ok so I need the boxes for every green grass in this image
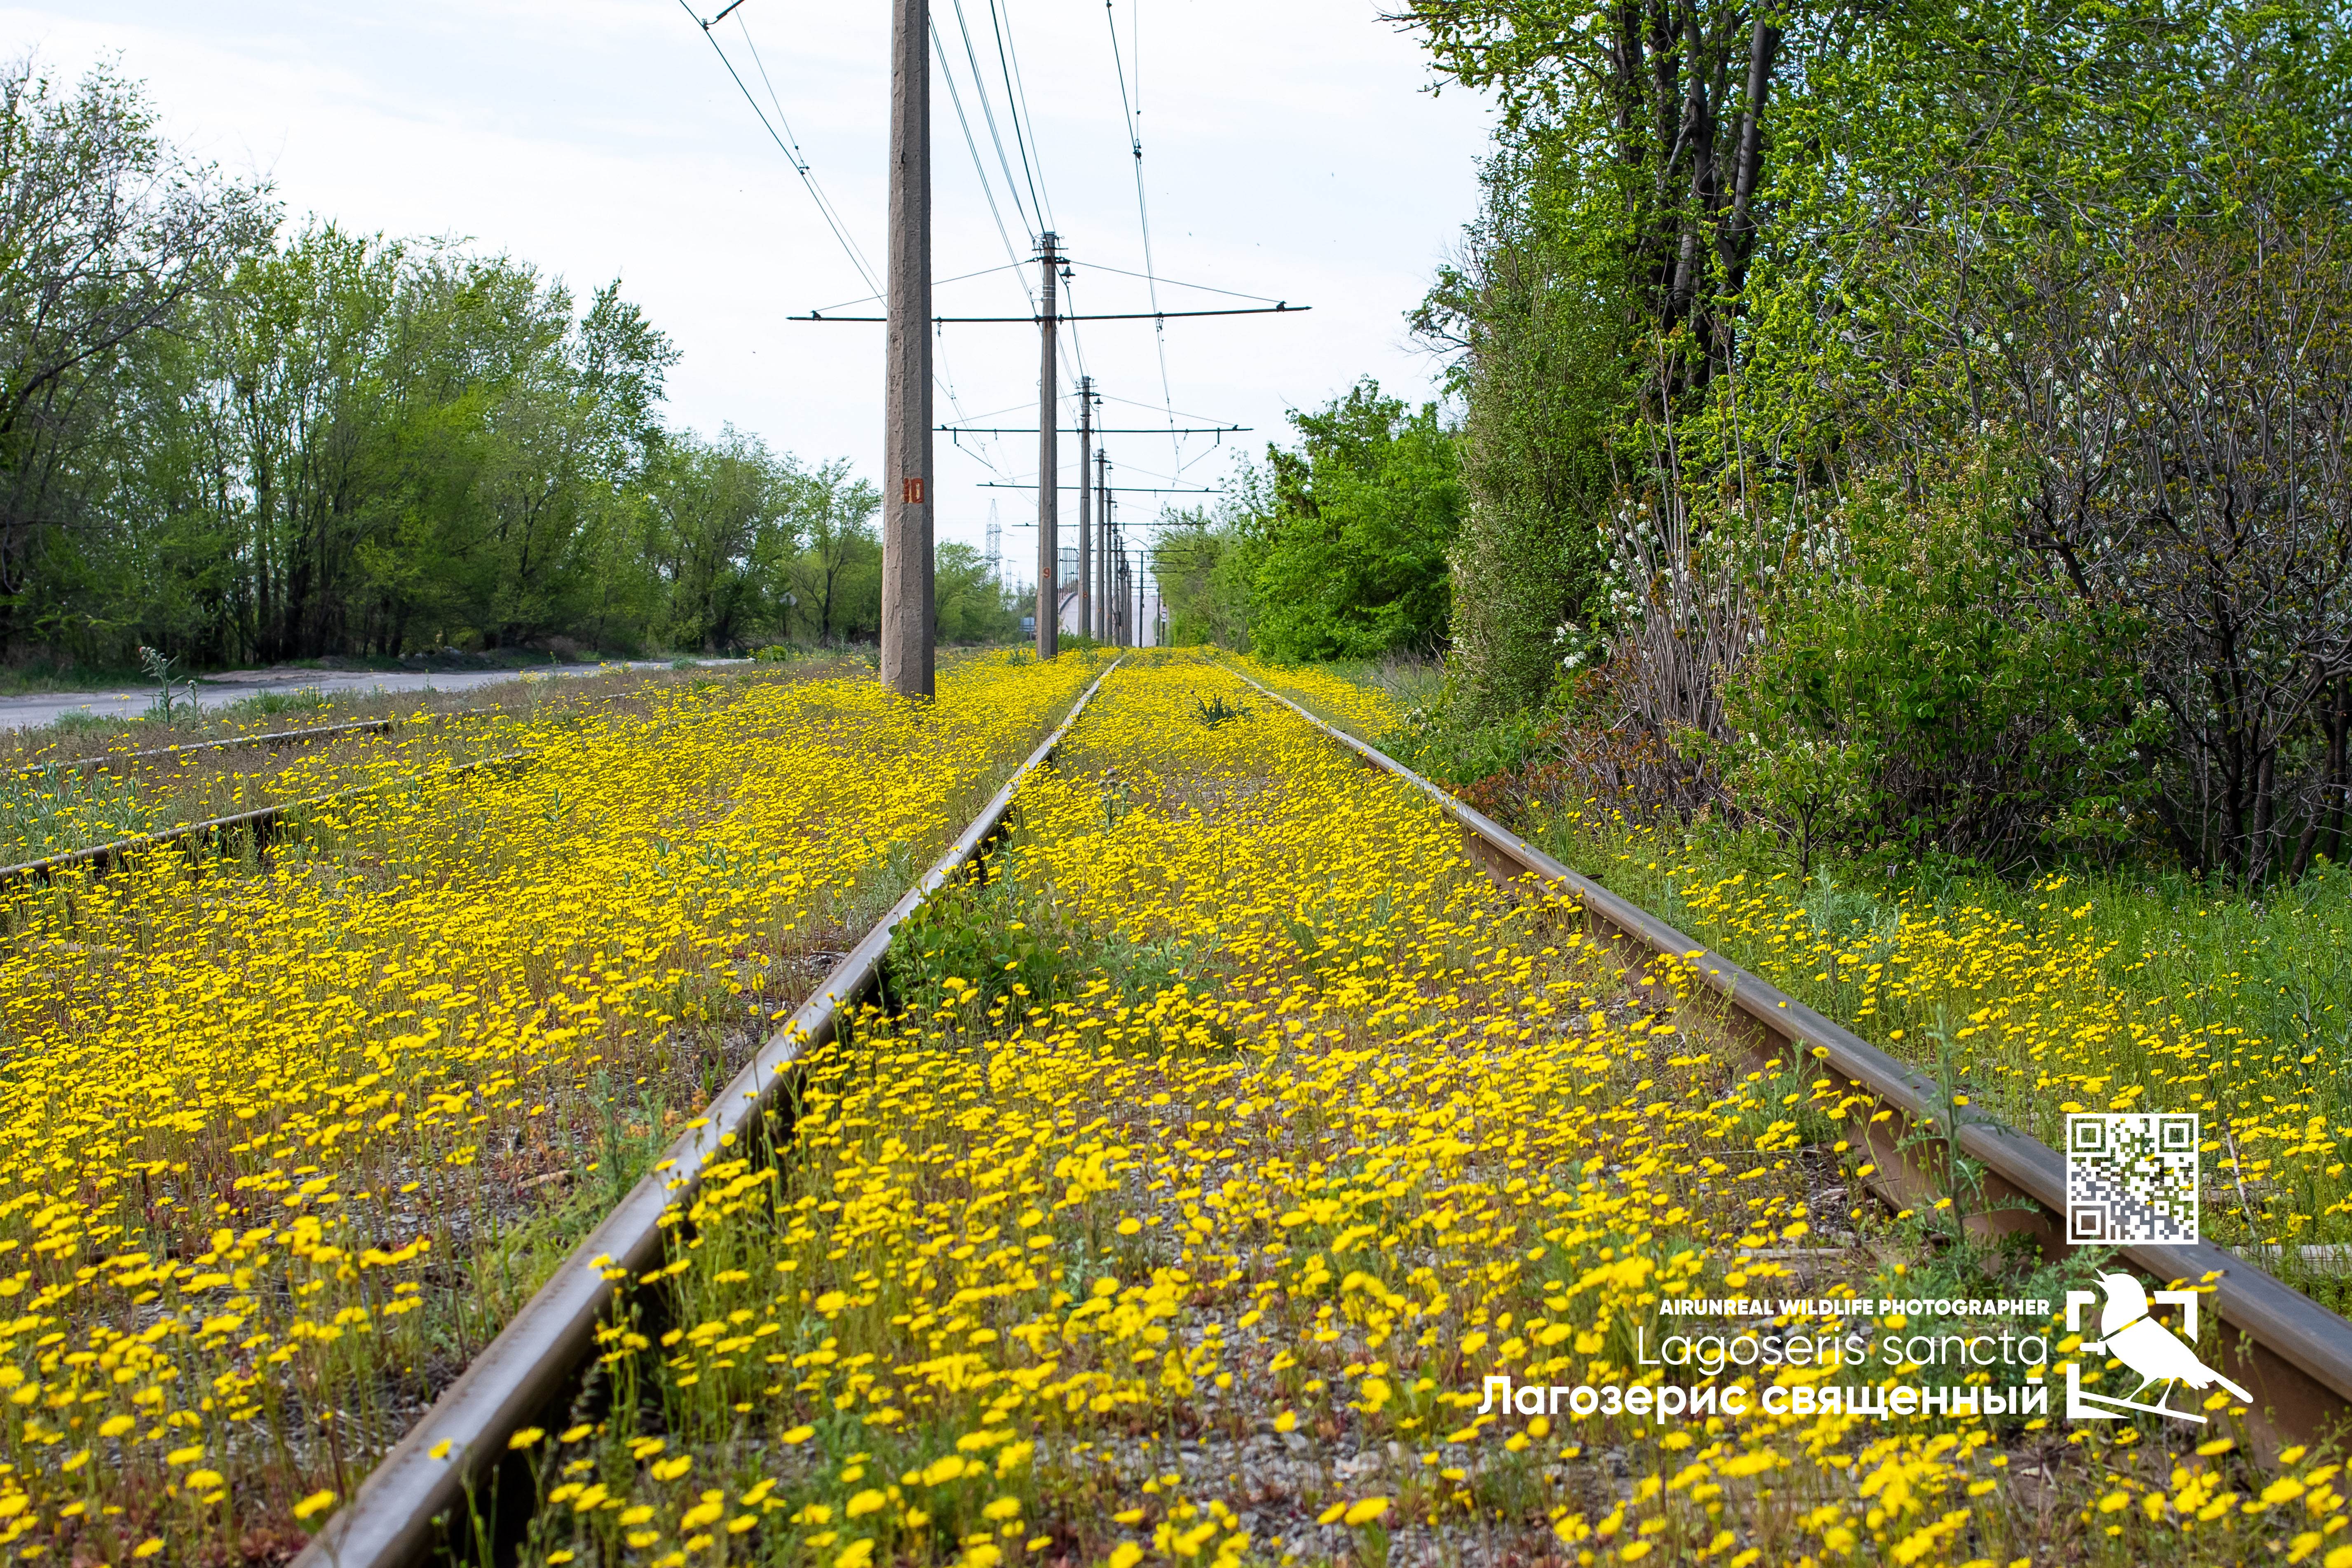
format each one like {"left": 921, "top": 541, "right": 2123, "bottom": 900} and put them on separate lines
{"left": 1537, "top": 805, "right": 2352, "bottom": 1110}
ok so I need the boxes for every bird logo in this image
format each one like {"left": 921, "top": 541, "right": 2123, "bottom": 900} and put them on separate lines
{"left": 2083, "top": 1272, "right": 2252, "bottom": 1418}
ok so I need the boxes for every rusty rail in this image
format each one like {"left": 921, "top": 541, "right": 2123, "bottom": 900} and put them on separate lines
{"left": 0, "top": 751, "right": 537, "bottom": 891}
{"left": 9, "top": 716, "right": 400, "bottom": 778}
{"left": 1236, "top": 669, "right": 2352, "bottom": 1449}
{"left": 291, "top": 660, "right": 1120, "bottom": 1568}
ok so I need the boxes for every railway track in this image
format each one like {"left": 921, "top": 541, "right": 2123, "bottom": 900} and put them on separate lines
{"left": 271, "top": 657, "right": 2352, "bottom": 1567}
{"left": 0, "top": 750, "right": 537, "bottom": 890}
{"left": 292, "top": 662, "right": 1121, "bottom": 1568}
{"left": 1233, "top": 669, "right": 2352, "bottom": 1450}
{"left": 8, "top": 715, "right": 412, "bottom": 778}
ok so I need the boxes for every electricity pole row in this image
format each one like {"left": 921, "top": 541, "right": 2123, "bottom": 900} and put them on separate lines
{"left": 874, "top": 0, "right": 1304, "bottom": 691}
{"left": 1077, "top": 375, "right": 1093, "bottom": 647}
{"left": 1034, "top": 234, "right": 1063, "bottom": 660}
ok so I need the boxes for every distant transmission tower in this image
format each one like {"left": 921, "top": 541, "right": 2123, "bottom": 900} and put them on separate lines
{"left": 985, "top": 503, "right": 1003, "bottom": 585}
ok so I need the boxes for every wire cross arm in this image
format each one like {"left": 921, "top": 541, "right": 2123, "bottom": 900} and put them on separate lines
{"left": 941, "top": 425, "right": 1248, "bottom": 434}
{"left": 795, "top": 304, "right": 1310, "bottom": 323}
{"left": 978, "top": 483, "right": 1223, "bottom": 495}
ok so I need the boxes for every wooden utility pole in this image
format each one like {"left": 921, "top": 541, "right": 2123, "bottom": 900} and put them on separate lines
{"left": 1076, "top": 375, "right": 1093, "bottom": 646}
{"left": 880, "top": 0, "right": 932, "bottom": 697}
{"left": 1034, "top": 233, "right": 1061, "bottom": 659}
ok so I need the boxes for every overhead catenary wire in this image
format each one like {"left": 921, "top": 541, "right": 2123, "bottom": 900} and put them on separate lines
{"left": 713, "top": 0, "right": 1273, "bottom": 564}
{"left": 696, "top": 2, "right": 1028, "bottom": 485}
{"left": 677, "top": 0, "right": 880, "bottom": 298}
{"left": 808, "top": 261, "right": 1033, "bottom": 316}
{"left": 912, "top": 42, "right": 1027, "bottom": 485}
{"left": 987, "top": 0, "right": 1056, "bottom": 237}
{"left": 984, "top": 485, "right": 1220, "bottom": 496}
{"left": 1102, "top": 0, "right": 1184, "bottom": 476}
{"left": 944, "top": 2, "right": 1039, "bottom": 243}
{"left": 1076, "top": 260, "right": 1288, "bottom": 304}
{"left": 968, "top": 1, "right": 1093, "bottom": 398}
{"left": 915, "top": 28, "right": 1019, "bottom": 275}
{"left": 931, "top": 6, "right": 1093, "bottom": 401}
{"left": 1098, "top": 390, "right": 1248, "bottom": 427}
{"left": 797, "top": 304, "right": 1307, "bottom": 323}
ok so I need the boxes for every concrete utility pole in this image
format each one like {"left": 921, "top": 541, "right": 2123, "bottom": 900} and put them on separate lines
{"left": 1115, "top": 544, "right": 1131, "bottom": 647}
{"left": 1095, "top": 449, "right": 1112, "bottom": 640}
{"left": 1034, "top": 233, "right": 1061, "bottom": 659}
{"left": 880, "top": 0, "right": 932, "bottom": 698}
{"left": 1076, "top": 375, "right": 1093, "bottom": 646}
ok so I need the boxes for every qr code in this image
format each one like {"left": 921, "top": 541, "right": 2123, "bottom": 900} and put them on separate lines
{"left": 2067, "top": 1113, "right": 2200, "bottom": 1244}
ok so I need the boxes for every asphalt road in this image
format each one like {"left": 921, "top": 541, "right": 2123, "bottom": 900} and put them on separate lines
{"left": 0, "top": 661, "right": 696, "bottom": 733}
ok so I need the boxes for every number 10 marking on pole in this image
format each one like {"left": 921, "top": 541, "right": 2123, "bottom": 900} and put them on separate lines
{"left": 902, "top": 477, "right": 925, "bottom": 505}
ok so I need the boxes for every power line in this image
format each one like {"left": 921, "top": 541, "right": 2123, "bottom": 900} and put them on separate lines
{"left": 982, "top": 483, "right": 1221, "bottom": 495}
{"left": 677, "top": 0, "right": 879, "bottom": 297}
{"left": 1099, "top": 389, "right": 1251, "bottom": 426}
{"left": 988, "top": 0, "right": 1055, "bottom": 236}
{"left": 930, "top": 22, "right": 1026, "bottom": 269}
{"left": 809, "top": 262, "right": 1029, "bottom": 318}
{"left": 1102, "top": 0, "right": 1183, "bottom": 473}
{"left": 940, "top": 424, "right": 1245, "bottom": 434}
{"left": 694, "top": 4, "right": 1019, "bottom": 483}
{"left": 1076, "top": 260, "right": 1287, "bottom": 304}
{"left": 987, "top": 491, "right": 1223, "bottom": 503}
{"left": 797, "top": 304, "right": 1309, "bottom": 323}
{"left": 936, "top": 6, "right": 1091, "bottom": 396}
{"left": 945, "top": 2, "right": 1037, "bottom": 242}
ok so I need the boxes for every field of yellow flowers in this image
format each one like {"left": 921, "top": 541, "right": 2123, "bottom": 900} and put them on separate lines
{"left": 484, "top": 653, "right": 2340, "bottom": 1568}
{"left": 0, "top": 652, "right": 1099, "bottom": 1563}
{"left": 0, "top": 663, "right": 863, "bottom": 867}
{"left": 1520, "top": 805, "right": 2352, "bottom": 1307}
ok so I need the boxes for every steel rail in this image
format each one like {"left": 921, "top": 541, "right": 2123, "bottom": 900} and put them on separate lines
{"left": 0, "top": 751, "right": 537, "bottom": 891}
{"left": 9, "top": 716, "right": 405, "bottom": 778}
{"left": 1236, "top": 670, "right": 2352, "bottom": 1448}
{"left": 7, "top": 705, "right": 526, "bottom": 779}
{"left": 293, "top": 660, "right": 1121, "bottom": 1568}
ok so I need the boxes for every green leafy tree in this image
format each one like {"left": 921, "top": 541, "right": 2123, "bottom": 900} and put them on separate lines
{"left": 0, "top": 56, "right": 272, "bottom": 657}
{"left": 638, "top": 427, "right": 802, "bottom": 653}
{"left": 934, "top": 542, "right": 1018, "bottom": 643}
{"left": 786, "top": 463, "right": 882, "bottom": 643}
{"left": 1243, "top": 381, "right": 1463, "bottom": 663}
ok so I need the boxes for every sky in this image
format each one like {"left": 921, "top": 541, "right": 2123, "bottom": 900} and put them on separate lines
{"left": 9, "top": 0, "right": 1495, "bottom": 578}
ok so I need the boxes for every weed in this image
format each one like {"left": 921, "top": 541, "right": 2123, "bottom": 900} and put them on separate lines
{"left": 1191, "top": 693, "right": 1249, "bottom": 728}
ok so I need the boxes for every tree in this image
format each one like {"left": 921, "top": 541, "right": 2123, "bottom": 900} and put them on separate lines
{"left": 640, "top": 427, "right": 802, "bottom": 653}
{"left": 934, "top": 542, "right": 1018, "bottom": 643}
{"left": 1983, "top": 216, "right": 2352, "bottom": 881}
{"left": 1399, "top": 0, "right": 1785, "bottom": 403}
{"left": 1153, "top": 504, "right": 1254, "bottom": 650}
{"left": 0, "top": 56, "right": 272, "bottom": 654}
{"left": 786, "top": 462, "right": 881, "bottom": 642}
{"left": 1414, "top": 153, "right": 1623, "bottom": 714}
{"left": 1395, "top": 0, "right": 1794, "bottom": 716}
{"left": 1248, "top": 380, "right": 1462, "bottom": 663}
